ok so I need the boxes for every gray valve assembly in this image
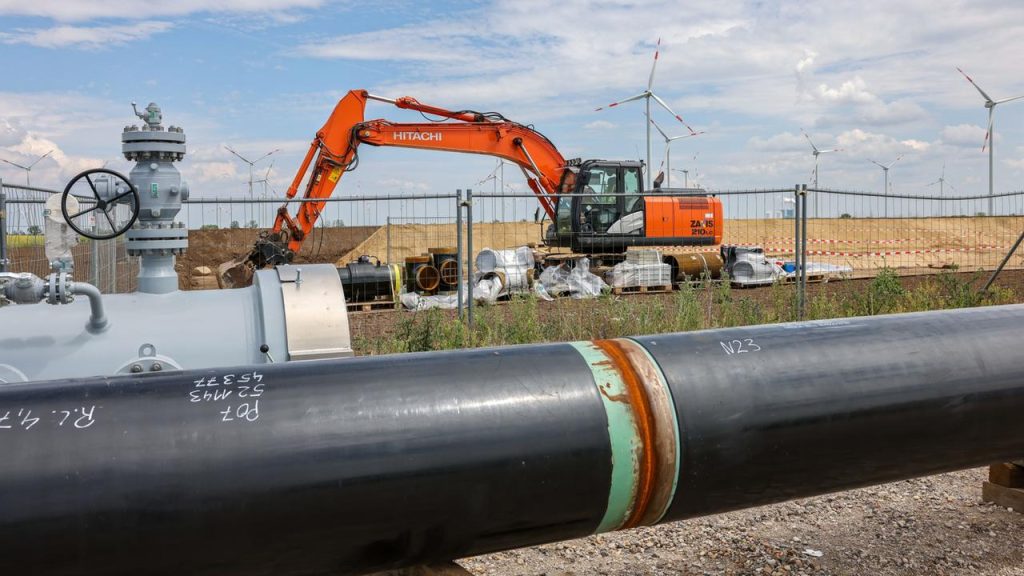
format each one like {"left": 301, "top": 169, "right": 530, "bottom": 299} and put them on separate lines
{"left": 0, "top": 102, "right": 353, "bottom": 384}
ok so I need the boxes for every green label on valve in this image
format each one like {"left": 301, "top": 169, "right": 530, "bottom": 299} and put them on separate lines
{"left": 150, "top": 183, "right": 159, "bottom": 197}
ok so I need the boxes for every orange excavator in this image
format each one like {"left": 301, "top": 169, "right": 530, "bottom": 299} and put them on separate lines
{"left": 222, "top": 89, "right": 722, "bottom": 286}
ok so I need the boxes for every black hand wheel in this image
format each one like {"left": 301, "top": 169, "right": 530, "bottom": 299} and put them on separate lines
{"left": 61, "top": 169, "right": 140, "bottom": 240}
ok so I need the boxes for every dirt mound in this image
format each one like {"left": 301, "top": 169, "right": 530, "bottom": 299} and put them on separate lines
{"left": 178, "top": 226, "right": 378, "bottom": 289}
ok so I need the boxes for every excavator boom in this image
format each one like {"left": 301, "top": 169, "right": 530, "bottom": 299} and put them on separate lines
{"left": 241, "top": 91, "right": 563, "bottom": 271}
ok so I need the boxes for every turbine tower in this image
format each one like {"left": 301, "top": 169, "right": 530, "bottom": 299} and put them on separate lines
{"left": 801, "top": 129, "right": 841, "bottom": 218}
{"left": 926, "top": 164, "right": 955, "bottom": 217}
{"left": 650, "top": 117, "right": 703, "bottom": 186}
{"left": 870, "top": 155, "right": 903, "bottom": 218}
{"left": 0, "top": 149, "right": 53, "bottom": 187}
{"left": 956, "top": 67, "right": 1024, "bottom": 216}
{"left": 595, "top": 38, "right": 696, "bottom": 188}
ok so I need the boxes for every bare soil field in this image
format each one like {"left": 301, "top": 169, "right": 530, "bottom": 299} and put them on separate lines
{"left": 175, "top": 226, "right": 377, "bottom": 289}
{"left": 725, "top": 216, "right": 1024, "bottom": 272}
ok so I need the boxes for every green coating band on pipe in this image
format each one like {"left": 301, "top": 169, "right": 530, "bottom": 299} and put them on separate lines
{"left": 626, "top": 338, "right": 681, "bottom": 523}
{"left": 571, "top": 341, "right": 640, "bottom": 534}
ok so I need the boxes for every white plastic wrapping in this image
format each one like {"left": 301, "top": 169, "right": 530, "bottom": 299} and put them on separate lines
{"left": 536, "top": 258, "right": 607, "bottom": 299}
{"left": 44, "top": 194, "right": 78, "bottom": 273}
{"left": 605, "top": 261, "right": 672, "bottom": 288}
{"left": 566, "top": 258, "right": 608, "bottom": 299}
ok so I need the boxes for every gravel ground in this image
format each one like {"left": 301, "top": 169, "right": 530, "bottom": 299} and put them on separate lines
{"left": 460, "top": 468, "right": 1023, "bottom": 576}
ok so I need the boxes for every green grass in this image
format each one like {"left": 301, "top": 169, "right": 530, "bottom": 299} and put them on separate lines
{"left": 354, "top": 269, "right": 1016, "bottom": 355}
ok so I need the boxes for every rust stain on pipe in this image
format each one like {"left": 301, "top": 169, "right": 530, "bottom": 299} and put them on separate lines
{"left": 593, "top": 339, "right": 657, "bottom": 529}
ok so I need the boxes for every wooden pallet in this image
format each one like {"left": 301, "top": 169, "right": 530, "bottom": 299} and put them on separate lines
{"left": 982, "top": 462, "right": 1024, "bottom": 512}
{"left": 346, "top": 300, "right": 399, "bottom": 313}
{"left": 611, "top": 283, "right": 674, "bottom": 295}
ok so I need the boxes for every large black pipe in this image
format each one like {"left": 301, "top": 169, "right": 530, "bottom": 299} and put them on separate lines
{"left": 2, "top": 305, "right": 1024, "bottom": 575}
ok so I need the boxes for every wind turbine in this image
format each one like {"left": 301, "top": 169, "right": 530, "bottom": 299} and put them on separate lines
{"left": 595, "top": 38, "right": 696, "bottom": 188}
{"left": 650, "top": 117, "right": 703, "bottom": 186}
{"left": 252, "top": 161, "right": 276, "bottom": 228}
{"left": 0, "top": 149, "right": 53, "bottom": 187}
{"left": 253, "top": 161, "right": 275, "bottom": 197}
{"left": 926, "top": 164, "right": 955, "bottom": 217}
{"left": 225, "top": 145, "right": 280, "bottom": 225}
{"left": 671, "top": 168, "right": 690, "bottom": 187}
{"left": 801, "top": 129, "right": 842, "bottom": 218}
{"left": 956, "top": 67, "right": 1024, "bottom": 216}
{"left": 870, "top": 155, "right": 903, "bottom": 218}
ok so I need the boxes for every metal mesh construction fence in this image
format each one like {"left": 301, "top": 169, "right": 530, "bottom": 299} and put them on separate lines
{"left": 1, "top": 181, "right": 136, "bottom": 293}
{"left": 5, "top": 182, "right": 1024, "bottom": 297}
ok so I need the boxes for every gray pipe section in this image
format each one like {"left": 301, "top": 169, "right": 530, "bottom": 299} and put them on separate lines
{"left": 68, "top": 281, "right": 108, "bottom": 333}
{"left": 1, "top": 305, "right": 1024, "bottom": 576}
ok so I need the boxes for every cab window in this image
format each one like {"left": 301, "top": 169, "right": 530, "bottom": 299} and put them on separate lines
{"left": 555, "top": 196, "right": 573, "bottom": 236}
{"left": 583, "top": 166, "right": 618, "bottom": 205}
{"left": 623, "top": 167, "right": 642, "bottom": 213}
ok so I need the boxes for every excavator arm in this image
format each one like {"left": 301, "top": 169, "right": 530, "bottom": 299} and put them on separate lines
{"left": 227, "top": 89, "right": 568, "bottom": 285}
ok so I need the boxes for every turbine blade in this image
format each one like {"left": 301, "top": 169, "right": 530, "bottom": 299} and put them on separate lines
{"left": 983, "top": 109, "right": 993, "bottom": 152}
{"left": 650, "top": 92, "right": 696, "bottom": 133}
{"left": 995, "top": 93, "right": 1024, "bottom": 105}
{"left": 870, "top": 160, "right": 885, "bottom": 169}
{"left": 956, "top": 66, "right": 995, "bottom": 103}
{"left": 648, "top": 38, "right": 661, "bottom": 91}
{"left": 800, "top": 128, "right": 820, "bottom": 153}
{"left": 224, "top": 145, "right": 250, "bottom": 163}
{"left": 27, "top": 150, "right": 54, "bottom": 168}
{"left": 595, "top": 92, "right": 648, "bottom": 111}
{"left": 649, "top": 116, "right": 670, "bottom": 140}
{"left": 0, "top": 158, "right": 28, "bottom": 170}
{"left": 670, "top": 130, "right": 705, "bottom": 142}
{"left": 888, "top": 155, "right": 904, "bottom": 168}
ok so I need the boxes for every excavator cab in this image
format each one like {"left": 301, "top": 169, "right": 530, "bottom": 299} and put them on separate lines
{"left": 551, "top": 160, "right": 721, "bottom": 253}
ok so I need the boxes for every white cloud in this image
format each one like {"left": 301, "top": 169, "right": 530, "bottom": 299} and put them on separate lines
{"left": 941, "top": 124, "right": 987, "bottom": 148}
{"left": 0, "top": 21, "right": 173, "bottom": 50}
{"left": 0, "top": 0, "right": 324, "bottom": 22}
{"left": 809, "top": 76, "right": 929, "bottom": 126}
{"left": 191, "top": 161, "right": 239, "bottom": 182}
{"left": 584, "top": 120, "right": 617, "bottom": 130}
{"left": 747, "top": 131, "right": 807, "bottom": 153}
{"left": 377, "top": 178, "right": 430, "bottom": 192}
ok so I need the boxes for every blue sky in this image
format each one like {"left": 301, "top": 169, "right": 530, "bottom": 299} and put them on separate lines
{"left": 2, "top": 0, "right": 1024, "bottom": 221}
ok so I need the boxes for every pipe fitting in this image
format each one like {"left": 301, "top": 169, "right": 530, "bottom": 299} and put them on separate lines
{"left": 0, "top": 272, "right": 108, "bottom": 333}
{"left": 0, "top": 272, "right": 45, "bottom": 304}
{"left": 68, "top": 281, "right": 109, "bottom": 333}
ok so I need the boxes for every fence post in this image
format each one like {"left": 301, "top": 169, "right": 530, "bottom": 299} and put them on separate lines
{"left": 982, "top": 229, "right": 1024, "bottom": 293}
{"left": 800, "top": 184, "right": 808, "bottom": 319}
{"left": 0, "top": 179, "right": 7, "bottom": 273}
{"left": 466, "top": 188, "right": 474, "bottom": 332}
{"left": 456, "top": 190, "right": 464, "bottom": 320}
{"left": 386, "top": 216, "right": 392, "bottom": 267}
{"left": 793, "top": 185, "right": 802, "bottom": 319}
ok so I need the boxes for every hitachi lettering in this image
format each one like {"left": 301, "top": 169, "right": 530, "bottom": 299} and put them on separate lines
{"left": 392, "top": 132, "right": 442, "bottom": 142}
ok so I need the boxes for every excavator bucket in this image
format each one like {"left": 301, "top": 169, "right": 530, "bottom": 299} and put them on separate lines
{"left": 218, "top": 256, "right": 255, "bottom": 289}
{"left": 218, "top": 231, "right": 292, "bottom": 289}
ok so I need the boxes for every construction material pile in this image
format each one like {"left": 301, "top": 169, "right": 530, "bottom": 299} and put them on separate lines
{"left": 606, "top": 250, "right": 673, "bottom": 289}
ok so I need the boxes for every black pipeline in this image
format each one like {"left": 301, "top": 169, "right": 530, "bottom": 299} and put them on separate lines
{"left": 2, "top": 305, "right": 1024, "bottom": 575}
